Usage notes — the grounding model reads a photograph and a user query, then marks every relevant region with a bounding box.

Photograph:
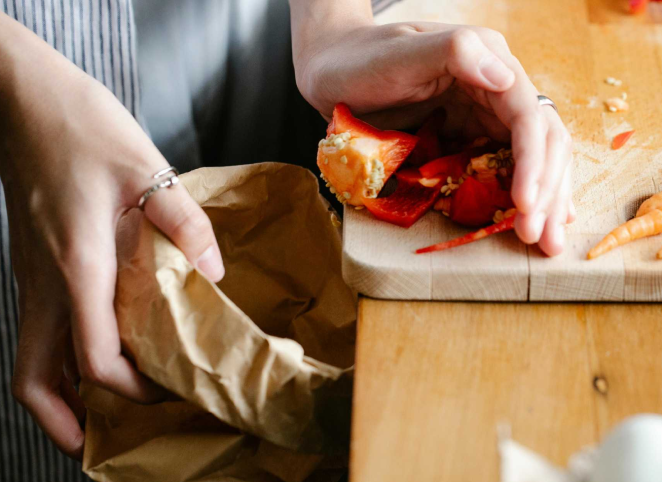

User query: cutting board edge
[343,247,662,301]
[342,249,530,301]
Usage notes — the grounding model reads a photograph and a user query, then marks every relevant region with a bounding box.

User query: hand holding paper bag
[83,163,357,482]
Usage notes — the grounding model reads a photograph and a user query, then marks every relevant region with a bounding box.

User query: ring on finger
[137,167,180,210]
[537,95,558,113]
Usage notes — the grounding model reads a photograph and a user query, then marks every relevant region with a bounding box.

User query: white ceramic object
[591,414,662,482]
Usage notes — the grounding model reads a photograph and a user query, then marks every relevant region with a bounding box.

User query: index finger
[65,239,165,404]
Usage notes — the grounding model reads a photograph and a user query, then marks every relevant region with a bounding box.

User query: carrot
[612,130,635,150]
[416,215,515,254]
[588,192,662,259]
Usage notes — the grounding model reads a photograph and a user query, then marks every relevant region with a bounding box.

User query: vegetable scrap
[494,208,517,224]
[416,213,517,254]
[605,97,629,113]
[629,0,648,13]
[362,169,442,228]
[316,104,518,252]
[629,0,662,14]
[611,130,635,150]
[317,103,418,206]
[330,213,342,228]
[588,191,662,260]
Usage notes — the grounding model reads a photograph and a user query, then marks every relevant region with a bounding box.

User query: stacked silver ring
[137,166,180,210]
[537,95,558,113]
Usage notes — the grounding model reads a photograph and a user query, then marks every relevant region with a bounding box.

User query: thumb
[143,183,225,282]
[414,27,516,92]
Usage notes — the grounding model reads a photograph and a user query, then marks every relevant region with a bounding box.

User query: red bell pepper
[449,177,499,227]
[492,188,515,210]
[326,103,418,180]
[418,139,506,181]
[407,109,446,166]
[419,152,471,180]
[433,196,453,214]
[320,103,419,205]
[415,216,516,254]
[474,172,501,194]
[629,0,648,13]
[363,170,442,228]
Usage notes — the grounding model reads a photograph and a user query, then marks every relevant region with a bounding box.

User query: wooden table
[350,1,662,480]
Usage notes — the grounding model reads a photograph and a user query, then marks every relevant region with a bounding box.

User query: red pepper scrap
[419,152,471,180]
[363,170,442,228]
[611,130,635,150]
[449,177,499,227]
[415,216,516,254]
[629,0,648,13]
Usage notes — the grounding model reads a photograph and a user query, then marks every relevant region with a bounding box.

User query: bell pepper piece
[612,130,635,150]
[320,103,419,206]
[419,152,471,180]
[475,170,500,187]
[363,171,442,228]
[449,176,499,227]
[407,109,446,166]
[629,0,648,13]
[492,188,515,210]
[434,196,452,214]
[419,138,506,180]
[415,216,516,254]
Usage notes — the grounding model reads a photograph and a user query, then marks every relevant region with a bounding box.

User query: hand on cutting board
[292,13,575,256]
[0,14,223,459]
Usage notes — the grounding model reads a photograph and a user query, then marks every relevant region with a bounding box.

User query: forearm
[0,13,94,181]
[288,0,373,70]
[0,13,87,122]
[0,13,24,115]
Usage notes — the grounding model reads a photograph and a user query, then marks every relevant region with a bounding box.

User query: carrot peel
[612,130,635,150]
[416,215,515,254]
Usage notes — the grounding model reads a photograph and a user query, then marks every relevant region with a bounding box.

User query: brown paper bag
[82,163,357,482]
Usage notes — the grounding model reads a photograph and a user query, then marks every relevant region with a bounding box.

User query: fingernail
[197,245,225,282]
[479,55,515,89]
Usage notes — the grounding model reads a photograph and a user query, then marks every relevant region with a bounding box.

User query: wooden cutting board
[342,0,662,301]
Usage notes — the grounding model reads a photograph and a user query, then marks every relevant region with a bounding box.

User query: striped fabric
[0,1,398,481]
[0,2,138,481]
[372,0,403,14]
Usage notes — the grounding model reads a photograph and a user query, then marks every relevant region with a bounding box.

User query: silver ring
[537,95,558,113]
[138,166,180,210]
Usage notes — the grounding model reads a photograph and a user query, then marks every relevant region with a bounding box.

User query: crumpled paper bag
[82,163,357,482]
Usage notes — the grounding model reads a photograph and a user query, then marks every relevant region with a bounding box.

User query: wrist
[289,0,374,89]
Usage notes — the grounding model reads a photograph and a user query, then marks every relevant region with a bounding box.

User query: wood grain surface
[342,0,662,301]
[350,299,662,482]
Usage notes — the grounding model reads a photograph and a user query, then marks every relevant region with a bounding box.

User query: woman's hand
[290,5,575,256]
[0,14,224,459]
